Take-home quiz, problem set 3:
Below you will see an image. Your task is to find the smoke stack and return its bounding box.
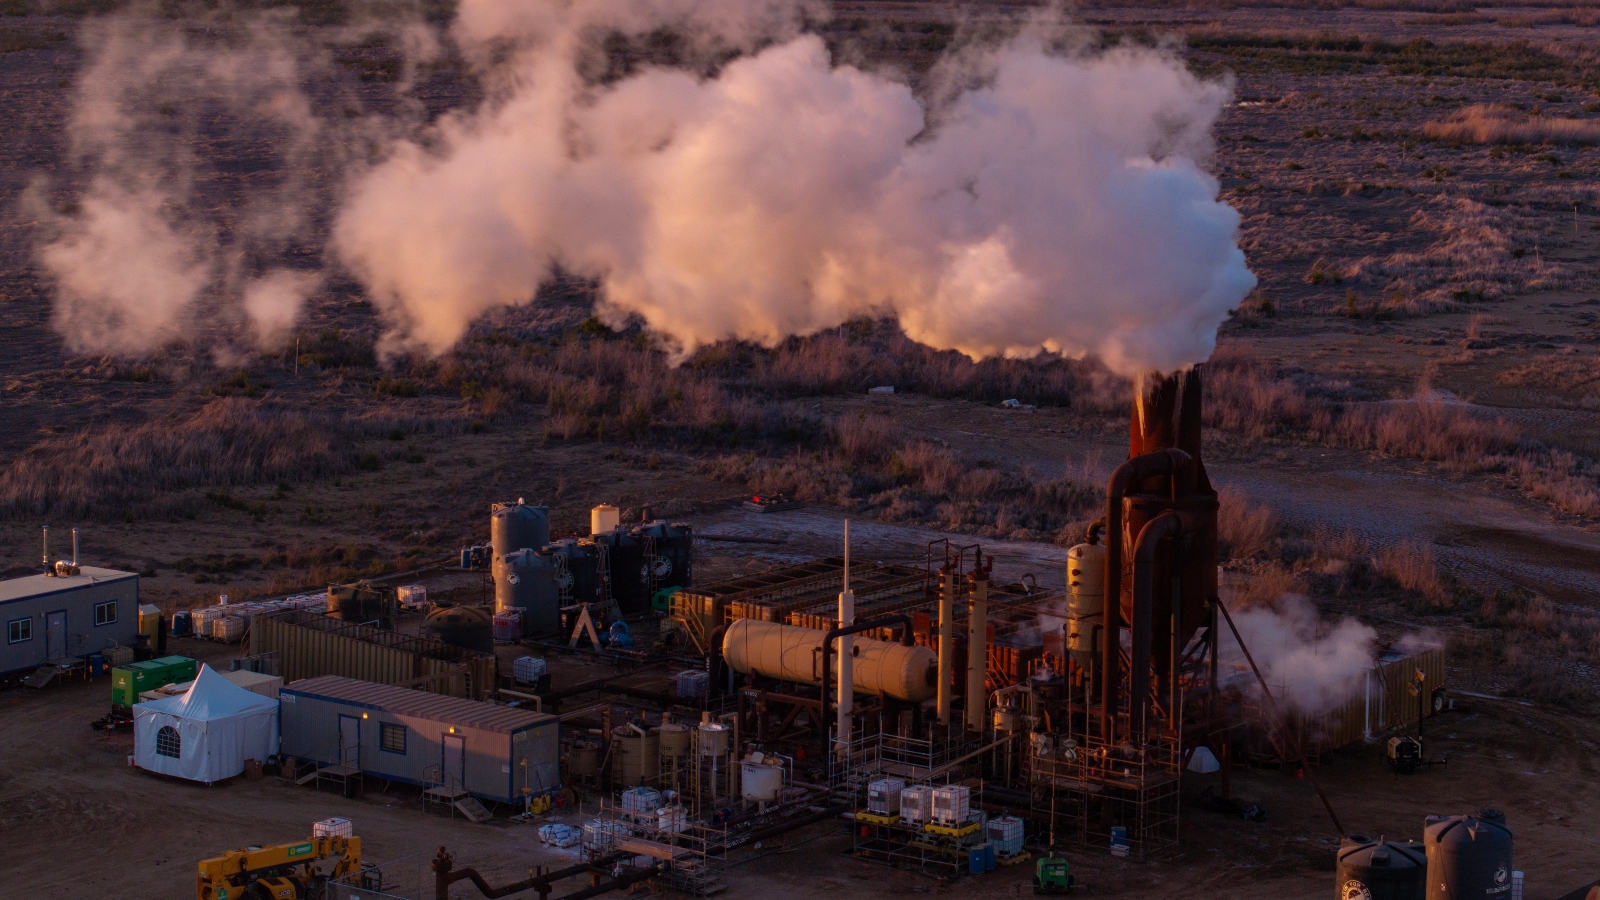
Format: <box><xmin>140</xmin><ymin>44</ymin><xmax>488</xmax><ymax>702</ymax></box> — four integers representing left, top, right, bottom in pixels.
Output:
<box><xmin>964</xmin><ymin>561</ymin><xmax>990</xmax><ymax>733</ymax></box>
<box><xmin>836</xmin><ymin>521</ymin><xmax>854</xmax><ymax>749</ymax></box>
<box><xmin>72</xmin><ymin>528</ymin><xmax>79</xmax><ymax>566</ymax></box>
<box><xmin>937</xmin><ymin>564</ymin><xmax>954</xmax><ymax>728</ymax></box>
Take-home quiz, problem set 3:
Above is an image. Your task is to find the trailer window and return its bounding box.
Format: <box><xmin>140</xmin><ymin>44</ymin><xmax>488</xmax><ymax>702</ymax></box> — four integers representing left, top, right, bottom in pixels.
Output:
<box><xmin>94</xmin><ymin>601</ymin><xmax>117</xmax><ymax>626</ymax></box>
<box><xmin>7</xmin><ymin>618</ymin><xmax>30</xmax><ymax>643</ymax></box>
<box><xmin>156</xmin><ymin>726</ymin><xmax>181</xmax><ymax>758</ymax></box>
<box><xmin>380</xmin><ymin>722</ymin><xmax>406</xmax><ymax>754</ymax></box>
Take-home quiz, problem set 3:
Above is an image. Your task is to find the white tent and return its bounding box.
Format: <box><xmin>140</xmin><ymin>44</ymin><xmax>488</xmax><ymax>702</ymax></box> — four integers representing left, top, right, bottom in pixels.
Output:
<box><xmin>134</xmin><ymin>664</ymin><xmax>279</xmax><ymax>783</ymax></box>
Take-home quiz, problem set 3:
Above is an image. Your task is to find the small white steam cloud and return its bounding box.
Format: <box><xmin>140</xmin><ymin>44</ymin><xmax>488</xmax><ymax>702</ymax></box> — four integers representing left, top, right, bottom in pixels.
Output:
<box><xmin>1220</xmin><ymin>593</ymin><xmax>1377</xmax><ymax>715</ymax></box>
<box><xmin>335</xmin><ymin>0</ymin><xmax>1256</xmax><ymax>374</ymax></box>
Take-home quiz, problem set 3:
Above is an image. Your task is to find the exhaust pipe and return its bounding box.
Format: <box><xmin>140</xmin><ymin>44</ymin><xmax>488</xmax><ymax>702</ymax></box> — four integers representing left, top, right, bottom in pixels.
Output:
<box><xmin>936</xmin><ymin>563</ymin><xmax>954</xmax><ymax>728</ymax></box>
<box><xmin>836</xmin><ymin>521</ymin><xmax>855</xmax><ymax>750</ymax></box>
<box><xmin>72</xmin><ymin>528</ymin><xmax>79</xmax><ymax>567</ymax></box>
<box><xmin>964</xmin><ymin>562</ymin><xmax>989</xmax><ymax>733</ymax></box>
<box><xmin>41</xmin><ymin>526</ymin><xmax>50</xmax><ymax>573</ymax></box>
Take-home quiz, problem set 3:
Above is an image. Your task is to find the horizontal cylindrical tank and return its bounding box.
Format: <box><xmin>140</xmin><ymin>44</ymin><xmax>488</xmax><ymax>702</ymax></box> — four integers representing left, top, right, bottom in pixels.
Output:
<box><xmin>591</xmin><ymin>504</ymin><xmax>620</xmax><ymax>536</ymax></box>
<box><xmin>423</xmin><ymin>605</ymin><xmax>494</xmax><ymax>655</ymax></box>
<box><xmin>497</xmin><ymin>549</ymin><xmax>561</xmax><ymax>637</ymax></box>
<box><xmin>1424</xmin><ymin>811</ymin><xmax>1513</xmax><ymax>900</ymax></box>
<box><xmin>740</xmin><ymin>760</ymin><xmax>783</xmax><ymax>803</ymax></box>
<box><xmin>721</xmin><ymin>618</ymin><xmax>937</xmax><ymax>702</ymax></box>
<box><xmin>1338</xmin><ymin>834</ymin><xmax>1426</xmax><ymax>900</ymax></box>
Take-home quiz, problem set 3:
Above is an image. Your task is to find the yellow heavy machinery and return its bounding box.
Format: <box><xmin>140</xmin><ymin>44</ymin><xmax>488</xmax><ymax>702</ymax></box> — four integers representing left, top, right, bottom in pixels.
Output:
<box><xmin>197</xmin><ymin>834</ymin><xmax>372</xmax><ymax>900</ymax></box>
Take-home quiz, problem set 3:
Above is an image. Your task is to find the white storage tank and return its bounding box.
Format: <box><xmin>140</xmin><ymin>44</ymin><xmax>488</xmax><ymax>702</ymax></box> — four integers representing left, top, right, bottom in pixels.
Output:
<box><xmin>987</xmin><ymin>816</ymin><xmax>1025</xmax><ymax>856</ymax></box>
<box><xmin>620</xmin><ymin>786</ymin><xmax>662</xmax><ymax>822</ymax></box>
<box><xmin>657</xmin><ymin>806</ymin><xmax>687</xmax><ymax>833</ymax></box>
<box><xmin>591</xmin><ymin>504</ymin><xmax>621</xmax><ymax>536</ymax></box>
<box><xmin>931</xmin><ymin>785</ymin><xmax>971</xmax><ymax>827</ymax></box>
<box><xmin>698</xmin><ymin>722</ymin><xmax>729</xmax><ymax>757</ymax></box>
<box><xmin>397</xmin><ymin>584</ymin><xmax>428</xmax><ymax>608</ymax></box>
<box><xmin>740</xmin><ymin>759</ymin><xmax>784</xmax><ymax>803</ymax></box>
<box><xmin>868</xmin><ymin>778</ymin><xmax>905</xmax><ymax>816</ymax></box>
<box><xmin>1066</xmin><ymin>542</ymin><xmax>1105</xmax><ymax>666</ymax></box>
<box><xmin>900</xmin><ymin>785</ymin><xmax>933</xmax><ymax>825</ymax></box>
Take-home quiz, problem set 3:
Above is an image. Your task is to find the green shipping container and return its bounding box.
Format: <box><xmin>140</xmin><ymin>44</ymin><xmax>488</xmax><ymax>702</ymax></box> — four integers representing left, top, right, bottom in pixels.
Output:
<box><xmin>111</xmin><ymin>655</ymin><xmax>198</xmax><ymax>708</ymax></box>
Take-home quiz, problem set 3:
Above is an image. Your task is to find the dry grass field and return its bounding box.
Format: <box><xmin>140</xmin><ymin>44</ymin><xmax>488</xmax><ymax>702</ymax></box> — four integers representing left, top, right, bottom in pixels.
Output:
<box><xmin>2</xmin><ymin>0</ymin><xmax>1600</xmax><ymax>895</ymax></box>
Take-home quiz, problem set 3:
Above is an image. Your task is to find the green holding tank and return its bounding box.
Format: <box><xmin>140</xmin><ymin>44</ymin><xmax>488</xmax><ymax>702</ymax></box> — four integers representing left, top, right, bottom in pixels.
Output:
<box><xmin>111</xmin><ymin>655</ymin><xmax>198</xmax><ymax>709</ymax></box>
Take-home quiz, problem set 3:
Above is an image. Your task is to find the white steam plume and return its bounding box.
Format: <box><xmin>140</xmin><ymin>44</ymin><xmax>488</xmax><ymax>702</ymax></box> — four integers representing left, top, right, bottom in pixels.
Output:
<box><xmin>335</xmin><ymin>1</ymin><xmax>1256</xmax><ymax>374</ymax></box>
<box><xmin>1219</xmin><ymin>593</ymin><xmax>1377</xmax><ymax>715</ymax></box>
<box><xmin>29</xmin><ymin>11</ymin><xmax>411</xmax><ymax>357</ymax></box>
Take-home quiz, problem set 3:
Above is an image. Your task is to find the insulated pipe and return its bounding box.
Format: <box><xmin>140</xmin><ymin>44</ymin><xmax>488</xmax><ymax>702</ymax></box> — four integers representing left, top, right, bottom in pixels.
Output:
<box><xmin>1131</xmin><ymin>511</ymin><xmax>1183</xmax><ymax>739</ymax></box>
<box><xmin>936</xmin><ymin>563</ymin><xmax>954</xmax><ymax>728</ymax></box>
<box><xmin>820</xmin><ymin>613</ymin><xmax>916</xmax><ymax>737</ymax></box>
<box><xmin>964</xmin><ymin>565</ymin><xmax>989</xmax><ymax>733</ymax></box>
<box><xmin>837</xmin><ymin>521</ymin><xmax>854</xmax><ymax>749</ymax></box>
<box><xmin>432</xmin><ymin>849</ymin><xmax>627</xmax><ymax>900</ymax></box>
<box><xmin>1101</xmin><ymin>448</ymin><xmax>1191</xmax><ymax>741</ymax></box>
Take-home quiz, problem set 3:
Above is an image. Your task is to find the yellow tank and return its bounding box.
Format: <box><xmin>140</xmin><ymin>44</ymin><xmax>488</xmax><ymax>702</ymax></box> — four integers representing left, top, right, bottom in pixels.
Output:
<box><xmin>611</xmin><ymin>727</ymin><xmax>659</xmax><ymax>786</ymax></box>
<box><xmin>659</xmin><ymin>723</ymin><xmax>690</xmax><ymax>759</ymax></box>
<box><xmin>721</xmin><ymin>619</ymin><xmax>937</xmax><ymax>702</ymax></box>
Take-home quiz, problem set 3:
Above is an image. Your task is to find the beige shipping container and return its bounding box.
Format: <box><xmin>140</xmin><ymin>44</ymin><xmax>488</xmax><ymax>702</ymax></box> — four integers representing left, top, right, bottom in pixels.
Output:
<box><xmin>249</xmin><ymin>609</ymin><xmax>496</xmax><ymax>700</ymax></box>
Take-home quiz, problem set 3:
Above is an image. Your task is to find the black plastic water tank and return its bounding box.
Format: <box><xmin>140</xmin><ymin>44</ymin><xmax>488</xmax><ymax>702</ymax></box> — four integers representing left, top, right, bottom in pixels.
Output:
<box><xmin>1337</xmin><ymin>834</ymin><xmax>1426</xmax><ymax>900</ymax></box>
<box><xmin>497</xmin><ymin>549</ymin><xmax>561</xmax><ymax>637</ymax></box>
<box><xmin>598</xmin><ymin>528</ymin><xmax>646</xmax><ymax>614</ymax></box>
<box><xmin>1423</xmin><ymin>810</ymin><xmax>1513</xmax><ymax>900</ymax></box>
<box><xmin>424</xmin><ymin>604</ymin><xmax>495</xmax><ymax>655</ymax></box>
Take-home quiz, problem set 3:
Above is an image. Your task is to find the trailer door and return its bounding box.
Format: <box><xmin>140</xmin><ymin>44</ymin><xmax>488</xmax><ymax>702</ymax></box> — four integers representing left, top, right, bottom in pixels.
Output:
<box><xmin>442</xmin><ymin>734</ymin><xmax>465</xmax><ymax>791</ymax></box>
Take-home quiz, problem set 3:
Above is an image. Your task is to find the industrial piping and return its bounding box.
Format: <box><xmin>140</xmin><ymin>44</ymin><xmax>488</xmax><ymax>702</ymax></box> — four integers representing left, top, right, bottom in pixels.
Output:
<box><xmin>431</xmin><ymin>849</ymin><xmax>643</xmax><ymax>900</ymax></box>
<box><xmin>1131</xmin><ymin>511</ymin><xmax>1184</xmax><ymax>738</ymax></box>
<box><xmin>1101</xmin><ymin>447</ymin><xmax>1191</xmax><ymax>741</ymax></box>
<box><xmin>820</xmin><ymin>613</ymin><xmax>915</xmax><ymax>742</ymax></box>
<box><xmin>837</xmin><ymin>521</ymin><xmax>855</xmax><ymax>749</ymax></box>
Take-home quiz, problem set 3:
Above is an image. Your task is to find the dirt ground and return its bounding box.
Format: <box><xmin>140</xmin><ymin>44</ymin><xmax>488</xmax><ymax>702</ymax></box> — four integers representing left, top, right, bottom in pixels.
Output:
<box><xmin>3</xmin><ymin>623</ymin><xmax>1599</xmax><ymax>900</ymax></box>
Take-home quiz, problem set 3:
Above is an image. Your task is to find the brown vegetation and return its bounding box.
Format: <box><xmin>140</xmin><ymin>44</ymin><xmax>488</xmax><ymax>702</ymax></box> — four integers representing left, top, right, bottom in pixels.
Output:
<box><xmin>0</xmin><ymin>398</ymin><xmax>460</xmax><ymax>518</ymax></box>
<box><xmin>1424</xmin><ymin>104</ymin><xmax>1600</xmax><ymax>145</ymax></box>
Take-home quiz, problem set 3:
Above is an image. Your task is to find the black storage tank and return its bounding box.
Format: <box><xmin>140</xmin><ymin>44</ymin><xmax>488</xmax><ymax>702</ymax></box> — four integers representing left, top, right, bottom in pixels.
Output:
<box><xmin>598</xmin><ymin>527</ymin><xmax>647</xmax><ymax>615</ymax></box>
<box><xmin>1424</xmin><ymin>810</ymin><xmax>1513</xmax><ymax>900</ymax></box>
<box><xmin>327</xmin><ymin>581</ymin><xmax>396</xmax><ymax>629</ymax></box>
<box><xmin>423</xmin><ymin>604</ymin><xmax>495</xmax><ymax>655</ymax></box>
<box><xmin>1337</xmin><ymin>834</ymin><xmax>1426</xmax><ymax>900</ymax></box>
<box><xmin>497</xmin><ymin>548</ymin><xmax>561</xmax><ymax>638</ymax></box>
<box><xmin>545</xmin><ymin>539</ymin><xmax>604</xmax><ymax>607</ymax></box>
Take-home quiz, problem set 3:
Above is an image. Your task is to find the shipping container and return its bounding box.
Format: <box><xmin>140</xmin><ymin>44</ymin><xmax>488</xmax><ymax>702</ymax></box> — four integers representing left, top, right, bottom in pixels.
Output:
<box><xmin>279</xmin><ymin>676</ymin><xmax>559</xmax><ymax>804</ymax></box>
<box><xmin>248</xmin><ymin>608</ymin><xmax>496</xmax><ymax>701</ymax></box>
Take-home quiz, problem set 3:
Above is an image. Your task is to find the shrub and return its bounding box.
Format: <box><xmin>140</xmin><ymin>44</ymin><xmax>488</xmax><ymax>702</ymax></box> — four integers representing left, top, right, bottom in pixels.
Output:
<box><xmin>1218</xmin><ymin>486</ymin><xmax>1277</xmax><ymax>560</ymax></box>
